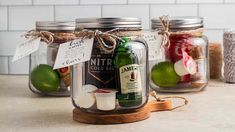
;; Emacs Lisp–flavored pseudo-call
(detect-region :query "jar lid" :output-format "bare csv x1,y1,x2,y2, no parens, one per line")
151,16,203,30
76,18,142,29
36,21,75,31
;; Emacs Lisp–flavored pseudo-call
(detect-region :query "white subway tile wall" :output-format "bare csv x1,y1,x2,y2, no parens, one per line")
33,0,79,5
0,6,7,30
0,0,32,5
9,57,29,74
150,4,197,18
80,0,127,5
128,0,175,4
9,6,54,30
204,29,224,43
199,4,235,29
55,6,101,21
102,5,149,29
0,0,231,74
0,57,8,74
177,0,223,3
224,0,235,3
0,32,25,56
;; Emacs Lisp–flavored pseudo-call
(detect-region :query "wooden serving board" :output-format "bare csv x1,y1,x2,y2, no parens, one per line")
73,100,172,124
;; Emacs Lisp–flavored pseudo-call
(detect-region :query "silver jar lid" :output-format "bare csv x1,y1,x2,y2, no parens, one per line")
36,21,75,31
76,18,141,29
151,16,203,30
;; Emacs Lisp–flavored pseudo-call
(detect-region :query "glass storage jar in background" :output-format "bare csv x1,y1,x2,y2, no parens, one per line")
71,18,149,113
29,21,76,96
150,17,209,92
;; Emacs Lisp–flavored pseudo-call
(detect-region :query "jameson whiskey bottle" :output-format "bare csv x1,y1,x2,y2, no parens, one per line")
114,37,142,107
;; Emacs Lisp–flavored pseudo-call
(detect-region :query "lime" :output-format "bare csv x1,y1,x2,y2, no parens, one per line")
151,61,180,87
31,64,60,93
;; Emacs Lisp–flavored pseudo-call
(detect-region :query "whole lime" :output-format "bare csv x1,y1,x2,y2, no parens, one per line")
31,64,60,93
151,61,180,87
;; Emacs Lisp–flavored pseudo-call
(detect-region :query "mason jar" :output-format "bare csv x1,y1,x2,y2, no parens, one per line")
29,21,76,96
150,17,209,92
71,18,149,113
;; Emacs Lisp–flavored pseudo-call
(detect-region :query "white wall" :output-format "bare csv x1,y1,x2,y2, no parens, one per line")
0,0,233,74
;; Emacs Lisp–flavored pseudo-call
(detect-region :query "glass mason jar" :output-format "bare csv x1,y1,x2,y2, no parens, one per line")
29,21,76,96
71,18,149,113
150,17,209,92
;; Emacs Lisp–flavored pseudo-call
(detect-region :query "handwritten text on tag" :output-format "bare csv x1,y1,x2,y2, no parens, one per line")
53,38,94,69
142,31,163,61
12,37,41,62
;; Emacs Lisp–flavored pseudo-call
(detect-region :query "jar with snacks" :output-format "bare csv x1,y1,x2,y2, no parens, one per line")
150,16,208,92
71,18,149,113
29,21,76,96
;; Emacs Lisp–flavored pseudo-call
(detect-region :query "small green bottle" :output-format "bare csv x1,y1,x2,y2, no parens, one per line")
113,37,142,107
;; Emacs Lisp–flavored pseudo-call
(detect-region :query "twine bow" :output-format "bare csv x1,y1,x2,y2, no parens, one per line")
23,30,54,44
150,91,188,111
74,28,125,53
24,28,125,53
158,15,171,48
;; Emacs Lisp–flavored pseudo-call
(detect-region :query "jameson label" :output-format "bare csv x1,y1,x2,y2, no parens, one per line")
119,64,142,94
85,40,116,88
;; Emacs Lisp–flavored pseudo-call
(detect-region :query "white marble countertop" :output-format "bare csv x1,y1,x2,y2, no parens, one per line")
1,75,235,132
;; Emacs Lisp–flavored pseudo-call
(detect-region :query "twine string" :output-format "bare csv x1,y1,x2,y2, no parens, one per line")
75,28,125,53
23,30,54,44
24,28,126,53
158,15,171,49
150,91,188,111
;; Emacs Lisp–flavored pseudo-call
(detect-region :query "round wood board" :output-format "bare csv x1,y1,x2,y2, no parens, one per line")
73,100,172,124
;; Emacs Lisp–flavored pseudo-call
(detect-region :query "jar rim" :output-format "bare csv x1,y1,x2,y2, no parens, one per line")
36,21,75,31
151,16,203,30
76,17,142,29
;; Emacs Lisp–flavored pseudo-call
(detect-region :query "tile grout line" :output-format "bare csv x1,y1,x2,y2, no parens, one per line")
101,5,103,17
197,3,199,17
0,3,231,6
53,5,56,21
0,2,233,6
149,4,151,29
77,3,129,6
7,6,9,31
